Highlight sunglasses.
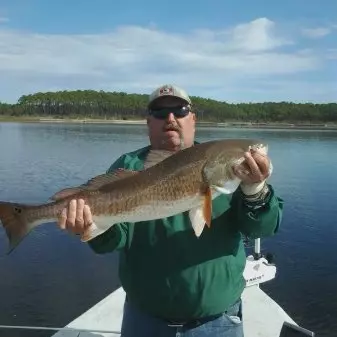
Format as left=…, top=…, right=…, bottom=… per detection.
left=149, top=106, right=191, bottom=120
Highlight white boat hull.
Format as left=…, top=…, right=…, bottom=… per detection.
left=52, top=254, right=297, bottom=337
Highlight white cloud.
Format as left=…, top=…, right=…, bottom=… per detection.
left=327, top=48, right=337, bottom=59
left=228, top=17, right=293, bottom=51
left=0, top=17, right=9, bottom=23
left=0, top=18, right=332, bottom=103
left=301, top=27, right=331, bottom=39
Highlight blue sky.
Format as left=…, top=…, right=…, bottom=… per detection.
left=0, top=0, right=336, bottom=103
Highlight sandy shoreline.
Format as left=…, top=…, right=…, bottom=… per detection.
left=0, top=116, right=336, bottom=130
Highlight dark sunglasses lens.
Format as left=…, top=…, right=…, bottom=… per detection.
left=151, top=109, right=169, bottom=119
left=151, top=107, right=189, bottom=119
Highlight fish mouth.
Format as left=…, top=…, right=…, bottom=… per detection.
left=250, top=143, right=268, bottom=155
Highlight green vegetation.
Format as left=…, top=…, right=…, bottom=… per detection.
left=0, top=90, right=336, bottom=124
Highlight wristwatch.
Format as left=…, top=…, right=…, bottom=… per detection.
left=242, top=182, right=270, bottom=205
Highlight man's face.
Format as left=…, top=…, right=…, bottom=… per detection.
left=147, top=96, right=196, bottom=151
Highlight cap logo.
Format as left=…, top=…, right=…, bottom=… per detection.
left=159, top=86, right=173, bottom=95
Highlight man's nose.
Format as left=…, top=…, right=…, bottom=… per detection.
left=166, top=112, right=176, bottom=122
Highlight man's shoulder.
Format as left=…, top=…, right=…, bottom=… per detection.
left=108, top=141, right=201, bottom=173
left=119, top=145, right=151, bottom=161
left=107, top=145, right=151, bottom=172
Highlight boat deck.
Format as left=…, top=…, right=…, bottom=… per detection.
left=53, top=285, right=296, bottom=337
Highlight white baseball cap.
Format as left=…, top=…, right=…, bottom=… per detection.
left=148, top=84, right=192, bottom=108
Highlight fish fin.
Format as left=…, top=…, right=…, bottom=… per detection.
left=212, top=178, right=241, bottom=194
left=50, top=169, right=139, bottom=201
left=203, top=186, right=212, bottom=228
left=189, top=206, right=206, bottom=237
left=0, top=202, right=35, bottom=253
left=85, top=169, right=140, bottom=188
left=143, top=150, right=175, bottom=169
left=113, top=168, right=141, bottom=179
left=80, top=222, right=108, bottom=242
left=189, top=186, right=213, bottom=236
left=49, top=187, right=85, bottom=201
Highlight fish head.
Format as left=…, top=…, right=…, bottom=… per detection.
left=202, top=139, right=270, bottom=193
left=248, top=141, right=269, bottom=155
left=206, top=138, right=269, bottom=165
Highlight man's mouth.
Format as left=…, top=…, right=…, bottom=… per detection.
left=163, top=124, right=180, bottom=132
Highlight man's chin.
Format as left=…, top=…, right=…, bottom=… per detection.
left=161, top=135, right=182, bottom=150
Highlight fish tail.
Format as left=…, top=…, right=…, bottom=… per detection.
left=0, top=201, right=35, bottom=253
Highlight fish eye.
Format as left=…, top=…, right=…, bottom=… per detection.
left=14, top=207, right=22, bottom=214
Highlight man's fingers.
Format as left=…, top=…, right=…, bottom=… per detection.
left=83, top=204, right=93, bottom=227
left=233, top=150, right=271, bottom=186
left=57, top=199, right=93, bottom=235
left=67, top=199, right=77, bottom=228
left=244, top=151, right=262, bottom=178
left=58, top=208, right=67, bottom=230
left=75, top=199, right=85, bottom=228
left=252, top=150, right=270, bottom=176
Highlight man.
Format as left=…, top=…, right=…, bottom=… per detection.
left=58, top=84, right=284, bottom=337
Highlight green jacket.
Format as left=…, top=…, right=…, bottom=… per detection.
left=88, top=144, right=284, bottom=321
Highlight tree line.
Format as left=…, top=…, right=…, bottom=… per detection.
left=0, top=90, right=336, bottom=123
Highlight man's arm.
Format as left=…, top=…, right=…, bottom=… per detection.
left=230, top=183, right=284, bottom=238
left=229, top=148, right=284, bottom=239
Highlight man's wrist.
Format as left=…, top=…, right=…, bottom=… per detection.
left=240, top=181, right=266, bottom=196
left=240, top=181, right=270, bottom=204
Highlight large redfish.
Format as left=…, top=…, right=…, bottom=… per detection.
left=0, top=139, right=270, bottom=253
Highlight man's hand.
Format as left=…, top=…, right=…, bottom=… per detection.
left=58, top=199, right=93, bottom=235
left=234, top=149, right=272, bottom=196
left=234, top=149, right=271, bottom=184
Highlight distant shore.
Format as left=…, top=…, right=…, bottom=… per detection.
left=0, top=116, right=337, bottom=130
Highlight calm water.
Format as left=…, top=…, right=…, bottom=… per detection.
left=0, top=122, right=336, bottom=337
